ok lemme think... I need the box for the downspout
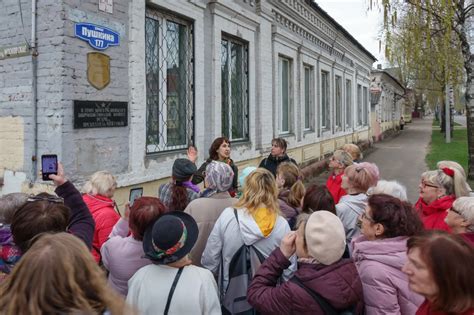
[31,0,38,183]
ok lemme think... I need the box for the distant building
[0,0,376,203]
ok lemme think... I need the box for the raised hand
[49,162,67,186]
[280,231,297,259]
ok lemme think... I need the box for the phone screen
[129,188,143,207]
[41,155,58,180]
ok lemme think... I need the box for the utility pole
[445,83,451,143]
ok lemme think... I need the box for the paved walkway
[306,118,433,204]
[364,118,432,203]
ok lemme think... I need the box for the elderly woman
[83,170,120,263]
[342,143,363,163]
[247,211,364,314]
[367,179,408,201]
[185,161,237,266]
[445,196,474,244]
[415,167,470,232]
[337,162,379,244]
[352,194,424,314]
[101,197,168,296]
[202,168,297,305]
[402,231,474,315]
[326,150,353,204]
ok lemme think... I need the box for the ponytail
[276,163,305,208]
[169,181,190,211]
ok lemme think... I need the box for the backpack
[221,209,265,315]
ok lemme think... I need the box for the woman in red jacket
[415,167,469,231]
[403,231,474,315]
[82,171,120,263]
[326,150,353,204]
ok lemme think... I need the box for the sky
[315,0,386,66]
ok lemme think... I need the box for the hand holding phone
[129,188,143,207]
[41,154,58,181]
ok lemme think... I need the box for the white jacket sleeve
[201,211,225,274]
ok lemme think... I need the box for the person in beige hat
[248,211,364,314]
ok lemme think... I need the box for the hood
[338,194,367,215]
[0,225,13,246]
[237,209,273,246]
[82,193,115,213]
[352,235,408,270]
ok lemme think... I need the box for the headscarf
[200,161,234,197]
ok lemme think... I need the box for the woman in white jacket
[201,168,297,297]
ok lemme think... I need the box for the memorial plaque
[74,101,128,129]
[87,52,110,90]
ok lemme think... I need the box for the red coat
[248,248,364,315]
[415,195,455,232]
[83,194,120,263]
[416,299,474,315]
[326,172,346,204]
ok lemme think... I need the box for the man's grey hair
[367,180,408,201]
[0,193,28,224]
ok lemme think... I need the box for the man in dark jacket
[259,138,297,176]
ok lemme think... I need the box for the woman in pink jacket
[352,194,425,314]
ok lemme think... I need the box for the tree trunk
[467,53,474,179]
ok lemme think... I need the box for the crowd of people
[0,136,473,315]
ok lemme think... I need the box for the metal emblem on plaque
[87,52,110,90]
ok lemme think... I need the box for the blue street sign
[75,23,120,50]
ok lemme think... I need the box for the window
[145,9,194,153]
[279,57,291,133]
[357,84,362,126]
[321,70,330,130]
[221,36,249,141]
[335,75,342,129]
[303,65,313,131]
[363,87,368,126]
[345,79,352,128]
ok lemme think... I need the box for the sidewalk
[305,118,433,204]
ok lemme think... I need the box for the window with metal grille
[335,75,342,129]
[303,65,313,131]
[321,70,330,131]
[279,57,292,133]
[363,86,368,126]
[221,35,249,141]
[346,79,352,128]
[357,84,362,126]
[145,9,194,154]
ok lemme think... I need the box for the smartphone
[129,187,143,207]
[41,154,58,181]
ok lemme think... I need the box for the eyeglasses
[27,195,64,204]
[361,211,375,222]
[449,207,462,216]
[421,180,439,189]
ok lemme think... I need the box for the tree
[372,0,474,178]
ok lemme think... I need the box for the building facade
[0,0,375,204]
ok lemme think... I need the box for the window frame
[303,64,314,131]
[345,79,352,129]
[278,56,292,134]
[321,70,330,131]
[335,75,342,130]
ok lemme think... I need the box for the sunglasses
[27,195,64,204]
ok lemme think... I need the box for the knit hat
[143,211,198,264]
[238,166,257,188]
[305,211,346,265]
[205,161,234,192]
[172,158,197,181]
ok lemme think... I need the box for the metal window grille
[221,36,249,141]
[357,84,362,126]
[335,75,342,129]
[346,79,352,129]
[279,57,291,133]
[321,70,330,130]
[304,66,313,131]
[145,9,194,154]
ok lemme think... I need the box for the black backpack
[221,209,265,315]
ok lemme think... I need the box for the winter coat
[158,182,199,210]
[192,158,239,192]
[326,172,346,204]
[336,193,368,244]
[352,235,424,314]
[184,192,238,267]
[416,299,474,315]
[83,193,120,263]
[277,189,300,229]
[201,207,297,294]
[415,195,455,232]
[259,154,297,177]
[247,248,364,315]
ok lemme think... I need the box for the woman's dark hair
[209,137,230,161]
[301,185,336,214]
[129,197,168,241]
[11,193,71,252]
[368,194,423,238]
[272,138,288,153]
[407,231,474,313]
[169,180,191,211]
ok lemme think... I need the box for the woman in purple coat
[247,211,363,315]
[352,194,425,314]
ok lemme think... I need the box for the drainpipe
[31,0,38,183]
